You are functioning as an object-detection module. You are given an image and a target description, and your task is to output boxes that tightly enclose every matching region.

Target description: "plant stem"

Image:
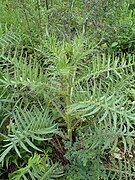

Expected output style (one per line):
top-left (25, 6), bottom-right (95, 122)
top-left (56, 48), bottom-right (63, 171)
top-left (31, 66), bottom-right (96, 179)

top-left (65, 75), bottom-right (73, 141)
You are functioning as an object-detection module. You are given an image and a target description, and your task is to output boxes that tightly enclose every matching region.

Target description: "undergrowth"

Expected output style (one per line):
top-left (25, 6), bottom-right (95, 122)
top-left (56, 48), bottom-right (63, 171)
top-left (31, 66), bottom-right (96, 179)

top-left (0, 0), bottom-right (135, 179)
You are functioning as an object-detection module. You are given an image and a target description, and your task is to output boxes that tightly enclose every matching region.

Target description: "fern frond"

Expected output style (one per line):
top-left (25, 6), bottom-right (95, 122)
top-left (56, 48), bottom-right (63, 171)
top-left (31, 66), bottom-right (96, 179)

top-left (0, 49), bottom-right (47, 93)
top-left (0, 32), bottom-right (21, 48)
top-left (67, 53), bottom-right (135, 178)
top-left (0, 106), bottom-right (58, 162)
top-left (9, 153), bottom-right (64, 180)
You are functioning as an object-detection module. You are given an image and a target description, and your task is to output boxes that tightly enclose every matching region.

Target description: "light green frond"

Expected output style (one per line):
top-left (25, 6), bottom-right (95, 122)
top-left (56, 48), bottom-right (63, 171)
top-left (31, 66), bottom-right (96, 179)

top-left (9, 153), bottom-right (64, 180)
top-left (0, 106), bottom-right (58, 162)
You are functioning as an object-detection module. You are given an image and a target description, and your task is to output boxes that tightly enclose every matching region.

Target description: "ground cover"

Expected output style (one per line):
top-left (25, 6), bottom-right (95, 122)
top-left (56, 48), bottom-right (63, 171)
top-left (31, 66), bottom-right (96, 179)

top-left (0, 0), bottom-right (135, 179)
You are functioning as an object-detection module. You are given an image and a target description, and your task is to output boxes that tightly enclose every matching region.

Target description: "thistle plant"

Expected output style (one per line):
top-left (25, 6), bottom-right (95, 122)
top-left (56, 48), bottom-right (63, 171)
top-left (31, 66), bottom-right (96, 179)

top-left (0, 0), bottom-right (135, 179)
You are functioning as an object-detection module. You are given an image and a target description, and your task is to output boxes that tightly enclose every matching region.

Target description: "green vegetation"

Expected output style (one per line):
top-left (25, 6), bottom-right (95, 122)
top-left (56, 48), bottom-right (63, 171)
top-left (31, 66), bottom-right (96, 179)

top-left (0, 0), bottom-right (135, 179)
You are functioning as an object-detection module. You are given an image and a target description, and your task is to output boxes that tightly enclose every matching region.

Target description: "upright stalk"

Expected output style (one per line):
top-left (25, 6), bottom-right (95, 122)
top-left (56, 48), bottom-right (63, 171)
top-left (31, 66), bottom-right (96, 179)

top-left (65, 82), bottom-right (72, 140)
top-left (36, 0), bottom-right (43, 35)
top-left (65, 67), bottom-right (76, 141)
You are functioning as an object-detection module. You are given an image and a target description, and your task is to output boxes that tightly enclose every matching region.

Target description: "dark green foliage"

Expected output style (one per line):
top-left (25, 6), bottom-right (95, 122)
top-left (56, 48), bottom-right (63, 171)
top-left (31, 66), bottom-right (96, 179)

top-left (0, 0), bottom-right (135, 179)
